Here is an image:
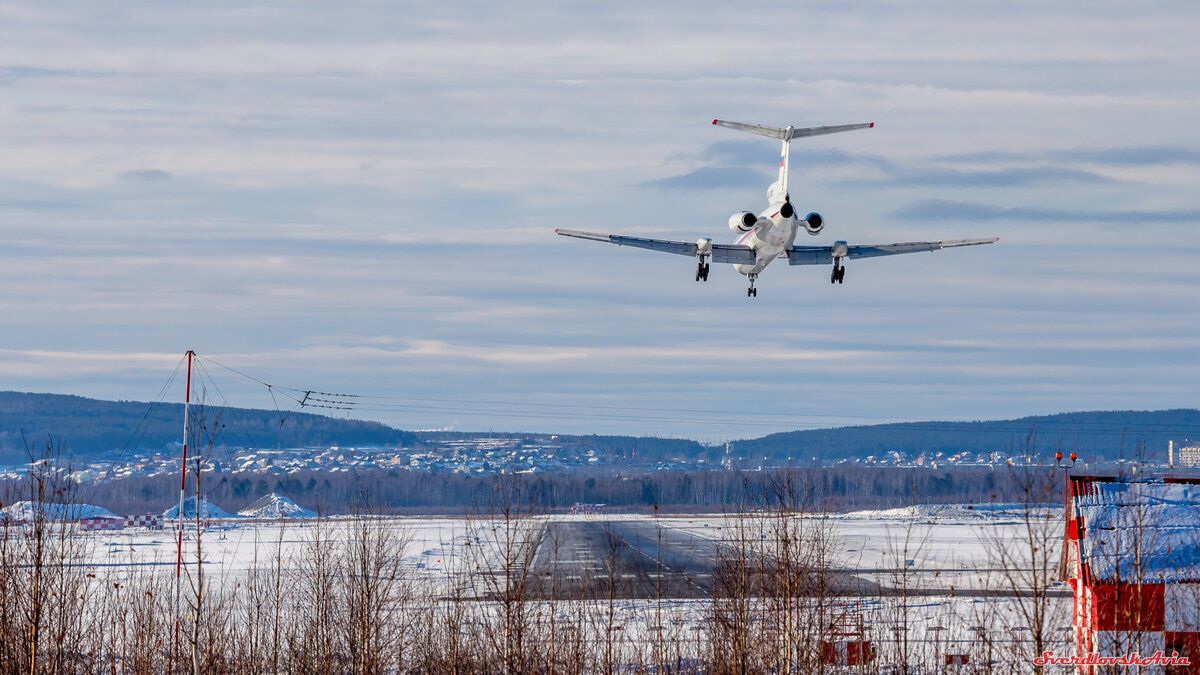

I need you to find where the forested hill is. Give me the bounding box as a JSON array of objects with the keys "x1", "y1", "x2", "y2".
[
  {"x1": 732, "y1": 409, "x2": 1200, "y2": 463},
  {"x1": 0, "y1": 391, "x2": 417, "y2": 463},
  {"x1": 3, "y1": 391, "x2": 1197, "y2": 467}
]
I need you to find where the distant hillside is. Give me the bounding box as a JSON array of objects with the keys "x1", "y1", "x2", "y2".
[
  {"x1": 0, "y1": 391, "x2": 417, "y2": 463},
  {"x1": 3, "y1": 391, "x2": 1197, "y2": 468},
  {"x1": 732, "y1": 409, "x2": 1200, "y2": 464}
]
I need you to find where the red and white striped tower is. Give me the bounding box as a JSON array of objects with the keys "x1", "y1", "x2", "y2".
[{"x1": 173, "y1": 349, "x2": 193, "y2": 666}]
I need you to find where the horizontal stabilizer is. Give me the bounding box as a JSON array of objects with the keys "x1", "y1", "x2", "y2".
[{"x1": 713, "y1": 119, "x2": 874, "y2": 141}]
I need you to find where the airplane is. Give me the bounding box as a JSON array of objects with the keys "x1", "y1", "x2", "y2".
[{"x1": 556, "y1": 119, "x2": 997, "y2": 297}]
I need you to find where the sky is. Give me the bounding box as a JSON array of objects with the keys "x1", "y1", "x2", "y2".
[{"x1": 1, "y1": 0, "x2": 1198, "y2": 442}]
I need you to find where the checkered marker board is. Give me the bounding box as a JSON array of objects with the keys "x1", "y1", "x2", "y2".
[
  {"x1": 124, "y1": 514, "x2": 164, "y2": 529},
  {"x1": 1067, "y1": 475, "x2": 1200, "y2": 673},
  {"x1": 80, "y1": 518, "x2": 124, "y2": 531},
  {"x1": 820, "y1": 641, "x2": 873, "y2": 666}
]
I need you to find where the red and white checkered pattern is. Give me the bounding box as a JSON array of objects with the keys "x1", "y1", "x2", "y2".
[
  {"x1": 1167, "y1": 584, "x2": 1200, "y2": 632},
  {"x1": 80, "y1": 517, "x2": 124, "y2": 531},
  {"x1": 819, "y1": 640, "x2": 873, "y2": 666},
  {"x1": 124, "y1": 514, "x2": 164, "y2": 529},
  {"x1": 1067, "y1": 475, "x2": 1200, "y2": 674}
]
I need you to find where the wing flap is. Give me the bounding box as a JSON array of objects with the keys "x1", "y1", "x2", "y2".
[
  {"x1": 847, "y1": 238, "x2": 998, "y2": 259},
  {"x1": 786, "y1": 247, "x2": 835, "y2": 266},
  {"x1": 609, "y1": 234, "x2": 696, "y2": 257},
  {"x1": 710, "y1": 244, "x2": 756, "y2": 265},
  {"x1": 556, "y1": 229, "x2": 754, "y2": 264},
  {"x1": 788, "y1": 237, "x2": 997, "y2": 265}
]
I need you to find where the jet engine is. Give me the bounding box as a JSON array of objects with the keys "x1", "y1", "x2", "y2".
[
  {"x1": 803, "y1": 211, "x2": 824, "y2": 235},
  {"x1": 728, "y1": 211, "x2": 757, "y2": 233}
]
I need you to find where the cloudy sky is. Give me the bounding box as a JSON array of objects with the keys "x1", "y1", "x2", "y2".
[{"x1": 1, "y1": 1, "x2": 1197, "y2": 441}]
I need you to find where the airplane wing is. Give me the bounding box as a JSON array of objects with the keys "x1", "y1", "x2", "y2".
[
  {"x1": 555, "y1": 229, "x2": 756, "y2": 264},
  {"x1": 787, "y1": 238, "x2": 998, "y2": 265}
]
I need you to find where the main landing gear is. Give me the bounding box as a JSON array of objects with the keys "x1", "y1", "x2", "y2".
[
  {"x1": 747, "y1": 274, "x2": 758, "y2": 297},
  {"x1": 830, "y1": 260, "x2": 846, "y2": 284},
  {"x1": 695, "y1": 261, "x2": 710, "y2": 282}
]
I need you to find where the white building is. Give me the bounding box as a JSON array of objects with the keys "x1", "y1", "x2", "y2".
[{"x1": 1168, "y1": 441, "x2": 1200, "y2": 468}]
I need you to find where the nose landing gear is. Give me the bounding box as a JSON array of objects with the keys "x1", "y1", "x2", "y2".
[{"x1": 747, "y1": 274, "x2": 758, "y2": 297}]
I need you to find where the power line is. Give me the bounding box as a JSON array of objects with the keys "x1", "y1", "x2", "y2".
[
  {"x1": 186, "y1": 352, "x2": 1200, "y2": 439},
  {"x1": 119, "y1": 353, "x2": 186, "y2": 455}
]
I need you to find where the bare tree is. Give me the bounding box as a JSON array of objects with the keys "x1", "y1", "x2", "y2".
[
  {"x1": 416, "y1": 525, "x2": 478, "y2": 674},
  {"x1": 5, "y1": 435, "x2": 91, "y2": 675},
  {"x1": 879, "y1": 504, "x2": 935, "y2": 672},
  {"x1": 338, "y1": 503, "x2": 415, "y2": 673},
  {"x1": 470, "y1": 473, "x2": 550, "y2": 673},
  {"x1": 236, "y1": 522, "x2": 289, "y2": 671},
  {"x1": 292, "y1": 514, "x2": 340, "y2": 673},
  {"x1": 707, "y1": 474, "x2": 758, "y2": 675},
  {"x1": 977, "y1": 462, "x2": 1069, "y2": 674}
]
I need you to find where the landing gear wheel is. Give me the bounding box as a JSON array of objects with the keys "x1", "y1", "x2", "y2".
[
  {"x1": 832, "y1": 265, "x2": 846, "y2": 284},
  {"x1": 747, "y1": 287, "x2": 757, "y2": 297},
  {"x1": 837, "y1": 267, "x2": 845, "y2": 284}
]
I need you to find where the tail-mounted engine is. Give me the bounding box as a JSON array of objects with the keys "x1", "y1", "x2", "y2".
[
  {"x1": 728, "y1": 211, "x2": 758, "y2": 233},
  {"x1": 804, "y1": 211, "x2": 824, "y2": 235}
]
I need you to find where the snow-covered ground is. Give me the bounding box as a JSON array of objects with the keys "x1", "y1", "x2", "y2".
[
  {"x1": 67, "y1": 507, "x2": 1071, "y2": 668},
  {"x1": 80, "y1": 507, "x2": 1065, "y2": 589}
]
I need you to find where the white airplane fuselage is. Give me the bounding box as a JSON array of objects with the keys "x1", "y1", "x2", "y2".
[{"x1": 732, "y1": 203, "x2": 801, "y2": 277}]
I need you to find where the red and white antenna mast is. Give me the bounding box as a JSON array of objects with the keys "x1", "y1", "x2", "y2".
[{"x1": 173, "y1": 349, "x2": 193, "y2": 666}]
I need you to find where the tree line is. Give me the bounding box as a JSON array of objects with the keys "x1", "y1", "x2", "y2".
[{"x1": 70, "y1": 464, "x2": 1049, "y2": 517}]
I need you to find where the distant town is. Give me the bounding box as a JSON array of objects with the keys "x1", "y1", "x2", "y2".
[{"x1": 2, "y1": 433, "x2": 1180, "y2": 484}]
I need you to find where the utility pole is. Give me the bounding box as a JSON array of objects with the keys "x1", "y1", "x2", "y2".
[{"x1": 1055, "y1": 451, "x2": 1077, "y2": 580}]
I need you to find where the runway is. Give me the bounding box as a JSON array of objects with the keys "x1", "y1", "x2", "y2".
[
  {"x1": 523, "y1": 518, "x2": 885, "y2": 600},
  {"x1": 523, "y1": 518, "x2": 714, "y2": 599}
]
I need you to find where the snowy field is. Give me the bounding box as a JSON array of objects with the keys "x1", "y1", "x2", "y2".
[
  {"x1": 81, "y1": 505, "x2": 1061, "y2": 585},
  {"x1": 65, "y1": 504, "x2": 1072, "y2": 667}
]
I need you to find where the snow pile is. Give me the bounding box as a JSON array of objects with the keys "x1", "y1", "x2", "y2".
[
  {"x1": 237, "y1": 493, "x2": 317, "y2": 519},
  {"x1": 842, "y1": 503, "x2": 1056, "y2": 522},
  {"x1": 0, "y1": 501, "x2": 118, "y2": 521},
  {"x1": 163, "y1": 496, "x2": 231, "y2": 520},
  {"x1": 1076, "y1": 481, "x2": 1200, "y2": 581}
]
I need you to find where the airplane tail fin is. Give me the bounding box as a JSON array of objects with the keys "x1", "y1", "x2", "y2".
[{"x1": 712, "y1": 119, "x2": 874, "y2": 202}]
